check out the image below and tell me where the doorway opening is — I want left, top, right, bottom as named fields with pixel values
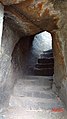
left=32, top=31, right=52, bottom=57
left=12, top=31, right=54, bottom=77
left=30, top=31, right=54, bottom=76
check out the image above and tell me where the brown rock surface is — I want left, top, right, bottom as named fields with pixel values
left=0, top=0, right=25, bottom=5
left=0, top=0, right=67, bottom=109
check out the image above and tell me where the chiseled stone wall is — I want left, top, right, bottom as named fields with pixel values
left=2, top=19, right=21, bottom=56
left=52, top=0, right=67, bottom=108
left=0, top=3, right=4, bottom=50
left=0, top=16, right=22, bottom=109
left=0, top=0, right=24, bottom=5
left=0, top=0, right=67, bottom=109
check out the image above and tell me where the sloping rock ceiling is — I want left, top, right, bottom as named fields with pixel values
left=0, top=0, right=25, bottom=5
left=1, top=0, right=60, bottom=35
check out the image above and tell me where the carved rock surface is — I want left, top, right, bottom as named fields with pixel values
left=0, top=0, right=25, bottom=5
left=0, top=0, right=67, bottom=109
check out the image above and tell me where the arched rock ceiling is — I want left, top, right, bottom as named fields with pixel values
left=2, top=0, right=60, bottom=35
left=0, top=0, right=25, bottom=5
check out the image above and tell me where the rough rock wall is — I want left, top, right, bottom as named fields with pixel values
left=52, top=0, right=67, bottom=108
left=0, top=3, right=4, bottom=48
left=12, top=35, right=38, bottom=76
left=0, top=0, right=24, bottom=5
left=2, top=18, right=22, bottom=56
left=0, top=17, right=23, bottom=110
left=0, top=0, right=67, bottom=109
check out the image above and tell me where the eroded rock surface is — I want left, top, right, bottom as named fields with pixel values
left=0, top=0, right=67, bottom=110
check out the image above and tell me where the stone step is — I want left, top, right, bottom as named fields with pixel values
left=14, top=85, right=52, bottom=95
left=15, top=78, right=52, bottom=86
left=43, top=49, right=53, bottom=54
left=13, top=89, right=56, bottom=99
left=34, top=68, right=54, bottom=76
left=13, top=77, right=53, bottom=94
left=38, top=57, right=54, bottom=64
left=9, top=96, right=64, bottom=110
left=21, top=76, right=53, bottom=82
left=13, top=82, right=53, bottom=95
left=13, top=76, right=53, bottom=96
left=18, top=75, right=53, bottom=80
left=35, top=63, right=54, bottom=69
left=14, top=84, right=52, bottom=92
left=2, top=106, right=66, bottom=119
left=40, top=53, right=53, bottom=58
left=23, top=76, right=53, bottom=80
left=14, top=81, right=53, bottom=92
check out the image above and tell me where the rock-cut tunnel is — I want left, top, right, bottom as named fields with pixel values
left=12, top=31, right=54, bottom=77
left=0, top=1, right=67, bottom=119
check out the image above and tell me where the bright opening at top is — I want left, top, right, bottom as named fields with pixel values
left=32, top=31, right=52, bottom=56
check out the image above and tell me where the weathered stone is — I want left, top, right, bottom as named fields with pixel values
left=0, top=0, right=25, bottom=5
left=0, top=0, right=67, bottom=111
left=0, top=3, right=4, bottom=49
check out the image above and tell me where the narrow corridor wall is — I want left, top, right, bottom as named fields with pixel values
left=2, top=18, right=21, bottom=56
left=0, top=3, right=4, bottom=50
left=52, top=0, right=67, bottom=108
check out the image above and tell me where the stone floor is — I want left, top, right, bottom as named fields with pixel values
left=0, top=76, right=67, bottom=119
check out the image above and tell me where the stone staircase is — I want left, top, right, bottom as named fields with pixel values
left=1, top=76, right=66, bottom=119
left=0, top=51, right=67, bottom=119
left=34, top=49, right=54, bottom=76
